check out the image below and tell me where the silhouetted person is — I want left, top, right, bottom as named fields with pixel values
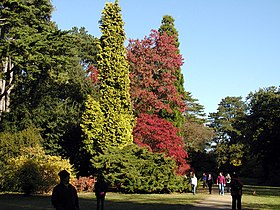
left=51, top=170, right=79, bottom=210
left=206, top=173, right=214, bottom=194
left=230, top=173, right=243, bottom=210
left=95, top=174, right=108, bottom=210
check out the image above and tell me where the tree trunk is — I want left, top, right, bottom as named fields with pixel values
left=0, top=56, right=14, bottom=117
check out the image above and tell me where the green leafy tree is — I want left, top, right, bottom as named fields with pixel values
left=182, top=92, right=212, bottom=151
left=184, top=92, right=207, bottom=124
left=182, top=92, right=214, bottom=174
left=245, top=86, right=280, bottom=183
left=81, top=0, right=134, bottom=157
left=68, top=26, right=99, bottom=70
left=0, top=0, right=55, bottom=116
left=159, top=15, right=180, bottom=49
left=209, top=96, right=247, bottom=170
left=209, top=96, right=246, bottom=144
left=0, top=0, right=91, bottom=157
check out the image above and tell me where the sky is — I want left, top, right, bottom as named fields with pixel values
left=51, top=0, right=280, bottom=115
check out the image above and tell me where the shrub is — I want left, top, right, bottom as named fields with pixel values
left=0, top=127, right=43, bottom=192
left=1, top=145, right=75, bottom=194
left=92, top=144, right=189, bottom=193
left=72, top=176, right=96, bottom=192
left=17, top=160, right=41, bottom=195
left=0, top=127, right=42, bottom=168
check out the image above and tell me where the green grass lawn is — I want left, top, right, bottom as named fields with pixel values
left=0, top=185, right=279, bottom=210
left=242, top=185, right=280, bottom=209
left=0, top=192, right=205, bottom=210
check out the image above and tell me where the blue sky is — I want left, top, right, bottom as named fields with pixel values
left=51, top=0, right=280, bottom=115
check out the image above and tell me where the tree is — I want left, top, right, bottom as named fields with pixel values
left=184, top=91, right=207, bottom=124
left=158, top=15, right=186, bottom=128
left=209, top=96, right=247, bottom=170
left=68, top=27, right=99, bottom=70
left=182, top=120, right=213, bottom=152
left=182, top=92, right=212, bottom=151
left=127, top=25, right=188, bottom=175
left=133, top=113, right=189, bottom=175
left=209, top=96, right=246, bottom=144
left=182, top=92, right=214, bottom=174
left=0, top=0, right=54, bottom=117
left=0, top=0, right=92, bottom=159
left=127, top=30, right=185, bottom=117
left=245, top=86, right=280, bottom=183
left=159, top=15, right=180, bottom=48
left=81, top=0, right=134, bottom=156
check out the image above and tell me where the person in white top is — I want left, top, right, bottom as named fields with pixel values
left=191, top=174, right=198, bottom=195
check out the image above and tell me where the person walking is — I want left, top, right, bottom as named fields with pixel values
left=226, top=173, right=232, bottom=193
left=206, top=173, right=214, bottom=194
left=51, top=170, right=79, bottom=210
left=191, top=173, right=198, bottom=195
left=202, top=173, right=208, bottom=188
left=230, top=173, right=243, bottom=210
left=216, top=172, right=226, bottom=195
left=94, top=174, right=108, bottom=210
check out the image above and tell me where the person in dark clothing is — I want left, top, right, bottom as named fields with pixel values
left=94, top=174, right=108, bottom=210
left=202, top=173, right=208, bottom=188
left=230, top=173, right=243, bottom=210
left=206, top=173, right=214, bottom=194
left=226, top=173, right=232, bottom=193
left=51, top=170, right=79, bottom=210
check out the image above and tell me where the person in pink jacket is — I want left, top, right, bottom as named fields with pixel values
left=216, top=172, right=226, bottom=195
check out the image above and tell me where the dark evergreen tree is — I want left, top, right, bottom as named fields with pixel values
left=68, top=26, right=99, bottom=70
left=0, top=0, right=55, bottom=116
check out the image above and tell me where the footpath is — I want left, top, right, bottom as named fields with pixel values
left=189, top=193, right=232, bottom=210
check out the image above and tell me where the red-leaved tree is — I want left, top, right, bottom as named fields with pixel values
left=133, top=113, right=189, bottom=175
left=127, top=30, right=189, bottom=174
left=127, top=30, right=185, bottom=115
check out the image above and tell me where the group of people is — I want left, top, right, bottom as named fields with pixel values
left=51, top=170, right=108, bottom=210
left=201, top=171, right=243, bottom=210
left=201, top=172, right=233, bottom=195
left=51, top=169, right=243, bottom=210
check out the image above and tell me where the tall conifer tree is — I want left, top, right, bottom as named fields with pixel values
left=158, top=15, right=186, bottom=128
left=81, top=0, right=134, bottom=155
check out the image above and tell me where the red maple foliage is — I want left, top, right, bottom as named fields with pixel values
left=133, top=113, right=190, bottom=175
left=87, top=64, right=99, bottom=84
left=127, top=30, right=185, bottom=115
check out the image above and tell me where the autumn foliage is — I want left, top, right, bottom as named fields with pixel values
left=127, top=30, right=189, bottom=174
left=127, top=30, right=185, bottom=115
left=133, top=113, right=189, bottom=174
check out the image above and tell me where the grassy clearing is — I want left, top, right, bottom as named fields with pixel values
left=0, top=192, right=205, bottom=210
left=0, top=185, right=279, bottom=210
left=242, top=185, right=280, bottom=209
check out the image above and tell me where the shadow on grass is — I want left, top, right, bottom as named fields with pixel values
left=0, top=193, right=195, bottom=210
left=1, top=191, right=280, bottom=210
